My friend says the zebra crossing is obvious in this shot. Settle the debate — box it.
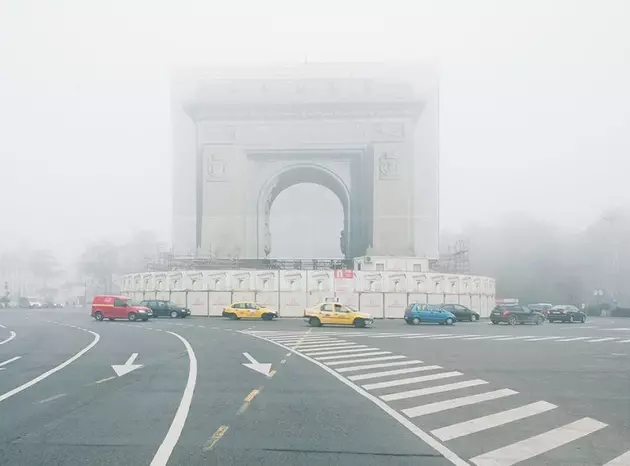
[244,329,630,345]
[244,330,630,466]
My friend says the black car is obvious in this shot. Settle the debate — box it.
[547,305,586,323]
[140,300,191,318]
[440,304,480,322]
[490,304,545,325]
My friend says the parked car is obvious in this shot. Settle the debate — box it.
[91,295,151,321]
[18,297,42,309]
[547,305,586,323]
[303,302,372,328]
[140,300,191,318]
[405,303,456,325]
[490,304,544,325]
[223,302,279,321]
[440,304,480,322]
[529,303,553,317]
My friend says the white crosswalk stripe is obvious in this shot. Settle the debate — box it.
[293,342,356,350]
[362,371,462,390]
[470,417,607,466]
[335,360,424,373]
[603,450,630,465]
[315,351,391,361]
[250,330,620,465]
[402,389,518,418]
[326,355,406,366]
[523,336,562,341]
[303,346,372,356]
[431,401,557,441]
[381,379,489,402]
[401,334,450,339]
[555,336,593,342]
[348,365,443,381]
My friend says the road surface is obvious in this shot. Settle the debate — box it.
[1,309,629,465]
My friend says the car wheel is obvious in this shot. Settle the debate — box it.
[472,314,479,321]
[94,311,104,321]
[128,312,137,322]
[491,320,499,324]
[536,316,543,325]
[354,318,366,328]
[445,317,454,325]
[170,310,179,318]
[405,319,413,325]
[108,317,115,321]
[508,315,518,326]
[569,315,574,323]
[229,313,239,320]
[261,313,273,321]
[309,317,322,327]
[580,315,586,323]
[412,317,421,325]
[548,319,554,323]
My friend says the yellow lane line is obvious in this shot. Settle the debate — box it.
[203,425,229,451]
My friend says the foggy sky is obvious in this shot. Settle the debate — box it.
[1,0,629,262]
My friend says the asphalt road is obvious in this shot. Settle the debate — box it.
[1,309,629,466]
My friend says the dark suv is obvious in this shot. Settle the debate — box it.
[140,300,191,318]
[490,304,544,325]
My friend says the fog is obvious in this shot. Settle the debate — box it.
[1,1,630,300]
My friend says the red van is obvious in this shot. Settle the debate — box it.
[91,295,152,322]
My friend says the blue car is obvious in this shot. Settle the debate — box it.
[404,303,456,325]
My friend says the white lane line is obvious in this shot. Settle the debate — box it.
[0,327,100,403]
[150,331,198,466]
[588,337,618,343]
[381,379,488,402]
[336,360,424,373]
[0,324,6,328]
[37,393,67,404]
[0,331,16,345]
[243,334,469,466]
[463,335,503,340]
[429,335,477,340]
[403,389,518,418]
[401,334,449,339]
[523,336,563,341]
[0,356,21,368]
[470,417,607,466]
[619,339,630,343]
[315,351,391,361]
[432,400,557,441]
[326,355,407,366]
[92,376,117,385]
[303,346,372,356]
[349,365,443,381]
[491,336,535,341]
[294,342,356,350]
[363,371,463,390]
[603,450,630,465]
[555,336,592,342]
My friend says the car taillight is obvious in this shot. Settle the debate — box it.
[502,310,510,316]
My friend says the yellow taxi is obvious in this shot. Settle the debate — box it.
[304,301,374,328]
[222,302,278,321]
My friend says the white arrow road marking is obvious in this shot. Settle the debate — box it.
[242,352,272,376]
[0,356,21,371]
[0,331,16,345]
[112,353,143,377]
